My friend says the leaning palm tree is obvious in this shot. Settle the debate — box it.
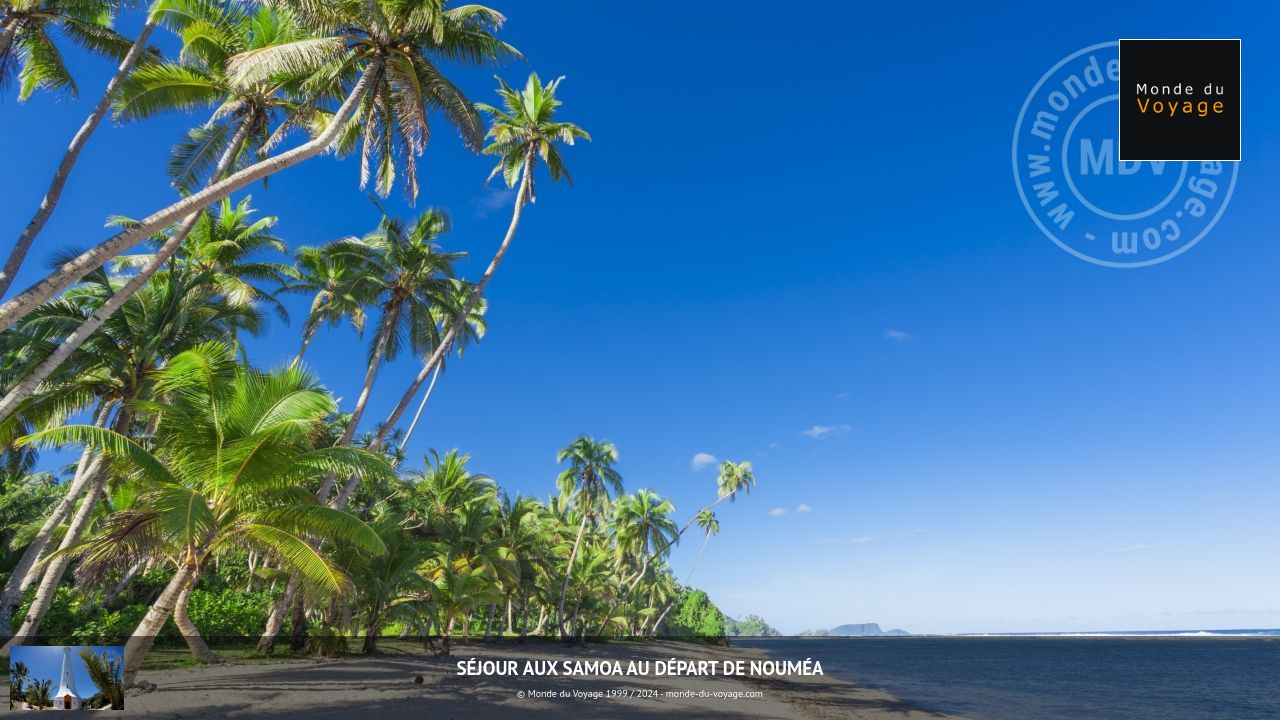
[0,0,516,358]
[365,72,589,453]
[554,435,621,638]
[1,0,154,296]
[78,648,124,709]
[684,509,719,583]
[16,343,390,685]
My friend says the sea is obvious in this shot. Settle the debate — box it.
[738,631,1280,720]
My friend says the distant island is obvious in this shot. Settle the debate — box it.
[799,622,910,637]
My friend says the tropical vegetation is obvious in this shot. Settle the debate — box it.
[0,0,759,691]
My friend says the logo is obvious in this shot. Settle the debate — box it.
[1012,42,1238,268]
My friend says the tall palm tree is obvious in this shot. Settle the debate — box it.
[684,509,719,583]
[78,648,124,709]
[0,0,515,343]
[598,489,677,634]
[323,209,464,507]
[649,511,718,634]
[1,0,156,296]
[366,73,589,453]
[17,343,390,685]
[554,435,621,638]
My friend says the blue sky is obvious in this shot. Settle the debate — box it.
[10,645,123,698]
[2,1,1278,634]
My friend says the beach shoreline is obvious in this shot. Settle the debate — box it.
[101,639,960,719]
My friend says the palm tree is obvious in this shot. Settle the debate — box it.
[283,242,382,366]
[649,511,718,634]
[8,659,29,709]
[16,343,390,685]
[598,489,677,634]
[554,435,621,638]
[0,0,515,342]
[344,516,430,653]
[322,209,464,507]
[684,509,719,583]
[25,677,52,710]
[1,0,156,296]
[365,73,589,453]
[112,195,295,317]
[0,0,132,99]
[78,648,124,709]
[0,263,264,646]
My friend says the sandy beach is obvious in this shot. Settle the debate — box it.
[103,640,960,719]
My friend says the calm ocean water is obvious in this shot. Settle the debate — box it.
[738,634,1280,720]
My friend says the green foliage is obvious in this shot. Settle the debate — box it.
[666,589,726,639]
[0,471,60,569]
[725,614,780,637]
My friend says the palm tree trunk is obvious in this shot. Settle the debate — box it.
[291,322,319,368]
[0,58,383,330]
[505,594,513,635]
[0,402,111,642]
[323,303,400,507]
[172,579,219,664]
[103,559,145,607]
[0,17,24,67]
[288,592,309,651]
[366,147,536,452]
[122,562,197,687]
[0,18,159,297]
[256,575,298,654]
[0,113,256,423]
[397,363,440,452]
[685,529,712,584]
[557,511,589,639]
[484,602,496,640]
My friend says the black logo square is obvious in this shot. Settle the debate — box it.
[1119,39,1240,161]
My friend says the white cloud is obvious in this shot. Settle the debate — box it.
[472,187,516,218]
[850,537,874,544]
[690,452,718,471]
[883,329,911,342]
[796,504,812,513]
[768,507,787,518]
[801,424,852,439]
